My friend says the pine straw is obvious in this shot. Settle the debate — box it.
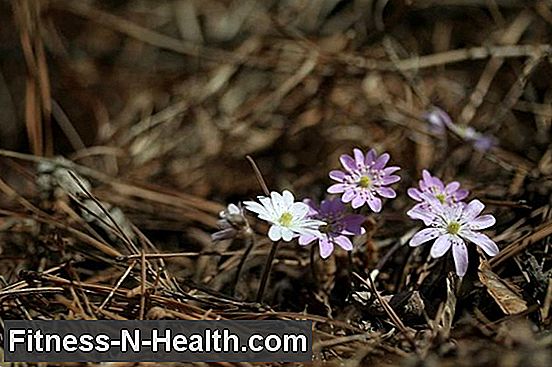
[1,0,552,366]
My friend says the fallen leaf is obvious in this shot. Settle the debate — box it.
[479,260,528,315]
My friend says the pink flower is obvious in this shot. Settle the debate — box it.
[408,170,469,205]
[407,170,469,225]
[409,197,499,276]
[328,148,400,211]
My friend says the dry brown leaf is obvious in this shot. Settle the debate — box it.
[478,260,528,315]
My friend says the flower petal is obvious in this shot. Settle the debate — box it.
[268,225,282,241]
[376,187,396,198]
[461,230,499,256]
[244,201,270,217]
[328,183,348,194]
[298,233,317,246]
[445,181,460,194]
[365,149,377,165]
[334,235,353,251]
[407,188,422,201]
[322,197,344,214]
[463,199,485,220]
[319,238,334,259]
[211,228,236,242]
[410,228,440,247]
[353,148,365,167]
[351,194,366,209]
[258,196,276,217]
[382,175,401,185]
[373,153,390,170]
[227,203,240,214]
[406,205,436,225]
[342,214,365,235]
[384,166,401,175]
[290,202,309,219]
[366,196,382,213]
[339,154,357,172]
[430,234,453,258]
[452,238,469,276]
[468,214,496,230]
[422,169,432,183]
[329,170,346,182]
[271,191,285,213]
[342,189,356,203]
[282,190,295,207]
[281,228,295,242]
[454,189,469,201]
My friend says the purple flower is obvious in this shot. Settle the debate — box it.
[328,148,401,211]
[409,197,499,276]
[408,170,468,206]
[423,106,497,152]
[407,170,469,225]
[298,198,365,259]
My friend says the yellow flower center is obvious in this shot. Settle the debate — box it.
[279,212,294,227]
[359,176,371,188]
[436,193,446,204]
[447,221,461,235]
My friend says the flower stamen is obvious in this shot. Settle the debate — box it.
[446,221,461,235]
[279,212,294,227]
[359,175,371,188]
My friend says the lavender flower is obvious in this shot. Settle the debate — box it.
[459,126,497,152]
[408,170,468,205]
[409,196,499,276]
[423,107,450,134]
[298,198,365,259]
[244,190,325,242]
[212,203,252,242]
[328,148,401,211]
[407,170,469,225]
[423,106,496,152]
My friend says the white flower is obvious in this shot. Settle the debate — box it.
[211,203,250,242]
[409,197,499,276]
[244,190,325,242]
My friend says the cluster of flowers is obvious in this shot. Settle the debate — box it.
[406,170,498,276]
[214,148,499,276]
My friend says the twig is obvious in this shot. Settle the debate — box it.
[68,170,138,254]
[139,249,147,320]
[339,44,551,71]
[98,260,137,311]
[0,287,64,299]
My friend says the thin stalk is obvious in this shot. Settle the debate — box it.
[256,241,279,303]
[348,251,354,286]
[232,235,255,296]
[310,245,318,286]
[246,155,270,195]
